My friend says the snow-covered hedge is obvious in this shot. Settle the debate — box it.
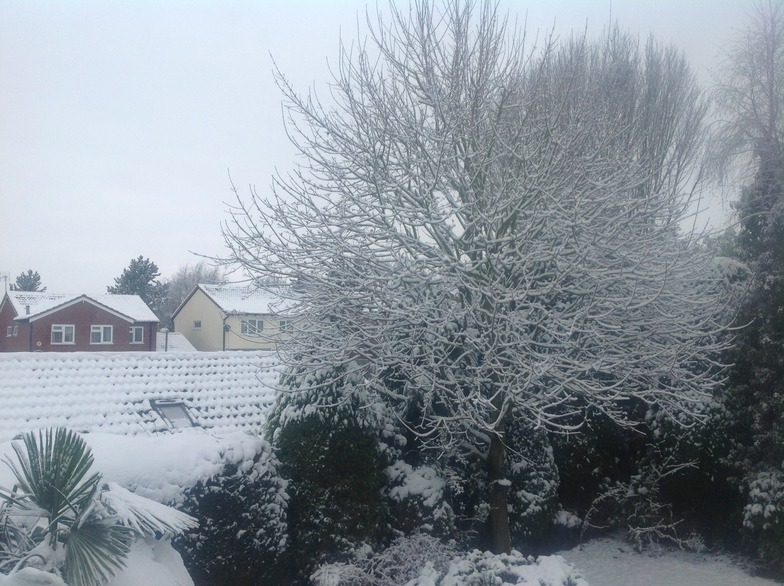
[385,461,456,537]
[173,437,289,584]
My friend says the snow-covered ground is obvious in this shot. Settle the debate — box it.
[2,432,780,585]
[558,536,782,586]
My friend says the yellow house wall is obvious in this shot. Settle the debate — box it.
[174,288,298,351]
[224,314,275,351]
[173,289,224,351]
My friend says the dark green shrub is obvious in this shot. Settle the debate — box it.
[276,416,388,572]
[505,419,560,546]
[266,361,393,578]
[385,459,456,538]
[174,438,288,585]
[741,468,784,571]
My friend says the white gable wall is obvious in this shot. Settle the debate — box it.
[173,288,225,351]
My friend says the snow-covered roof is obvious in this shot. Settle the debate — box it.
[5,291,159,323]
[197,283,284,315]
[0,351,281,442]
[155,331,197,352]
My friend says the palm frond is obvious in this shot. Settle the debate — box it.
[64,521,134,586]
[4,428,101,538]
[98,482,198,536]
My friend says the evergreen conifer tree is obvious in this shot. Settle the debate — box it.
[10,269,46,292]
[107,256,168,317]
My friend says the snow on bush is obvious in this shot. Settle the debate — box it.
[82,431,268,505]
[268,361,395,577]
[505,420,560,544]
[438,549,588,586]
[173,436,288,584]
[386,461,455,536]
[743,467,784,567]
[311,533,588,586]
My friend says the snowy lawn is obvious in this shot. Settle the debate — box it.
[2,432,781,586]
[558,535,782,586]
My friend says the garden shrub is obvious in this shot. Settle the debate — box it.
[505,419,560,546]
[742,467,784,571]
[385,460,456,538]
[312,533,587,586]
[268,361,395,578]
[275,415,388,572]
[173,437,288,585]
[311,533,458,586]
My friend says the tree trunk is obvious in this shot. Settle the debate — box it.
[488,430,512,554]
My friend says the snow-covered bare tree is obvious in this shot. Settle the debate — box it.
[223,1,730,553]
[159,261,224,328]
[712,0,784,186]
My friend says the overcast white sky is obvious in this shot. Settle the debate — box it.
[1,1,748,293]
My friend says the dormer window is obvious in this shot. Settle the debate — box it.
[150,399,195,429]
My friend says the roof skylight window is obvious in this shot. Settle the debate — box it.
[150,399,195,429]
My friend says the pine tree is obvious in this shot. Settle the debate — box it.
[107,256,168,317]
[10,269,46,292]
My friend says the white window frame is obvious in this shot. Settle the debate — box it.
[129,326,144,344]
[90,325,113,345]
[51,324,75,344]
[5,326,10,337]
[241,318,264,336]
[12,325,18,337]
[279,319,293,332]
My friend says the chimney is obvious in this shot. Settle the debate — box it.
[25,305,30,315]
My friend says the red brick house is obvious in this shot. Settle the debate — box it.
[0,291,159,352]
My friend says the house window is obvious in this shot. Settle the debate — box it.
[129,326,144,344]
[150,399,195,429]
[5,326,10,337]
[241,318,264,336]
[193,320,202,329]
[51,325,75,344]
[12,325,18,337]
[279,319,293,332]
[90,325,113,344]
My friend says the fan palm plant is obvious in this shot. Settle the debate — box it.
[0,428,196,585]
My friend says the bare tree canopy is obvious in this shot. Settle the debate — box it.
[712,0,784,181]
[224,1,730,553]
